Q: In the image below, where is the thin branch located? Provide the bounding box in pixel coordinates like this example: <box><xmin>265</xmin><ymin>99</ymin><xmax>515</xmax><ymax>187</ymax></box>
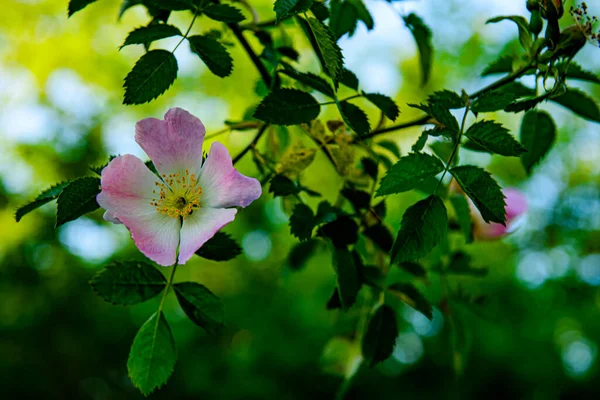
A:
<box><xmin>232</xmin><ymin>124</ymin><xmax>269</xmax><ymax>165</ymax></box>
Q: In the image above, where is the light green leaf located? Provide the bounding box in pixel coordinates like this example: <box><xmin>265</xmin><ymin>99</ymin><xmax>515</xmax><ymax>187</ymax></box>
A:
<box><xmin>254</xmin><ymin>88</ymin><xmax>321</xmax><ymax>125</ymax></box>
<box><xmin>361</xmin><ymin>305</ymin><xmax>398</xmax><ymax>366</ymax></box>
<box><xmin>123</xmin><ymin>50</ymin><xmax>178</xmax><ymax>105</ymax></box>
<box><xmin>127</xmin><ymin>312</ymin><xmax>176</xmax><ymax>396</ymax></box>
<box><xmin>337</xmin><ymin>101</ymin><xmax>370</xmax><ymax>136</ymax></box>
<box><xmin>403</xmin><ymin>13</ymin><xmax>433</xmax><ymax>87</ymax></box>
<box><xmin>174</xmin><ymin>282</ymin><xmax>224</xmax><ymax>335</ymax></box>
<box><xmin>120</xmin><ymin>24</ymin><xmax>182</xmax><ymax>49</ymax></box>
<box><xmin>391</xmin><ymin>195</ymin><xmax>448</xmax><ymax>263</ymax></box>
<box><xmin>464</xmin><ymin>120</ymin><xmax>526</xmax><ymax>156</ymax></box>
<box><xmin>15</xmin><ymin>181</ymin><xmax>69</xmax><ymax>222</ymax></box>
<box><xmin>364</xmin><ymin>93</ymin><xmax>400</xmax><ymax>121</ymax></box>
<box><xmin>550</xmin><ymin>88</ymin><xmax>600</xmax><ymax>123</ymax></box>
<box><xmin>204</xmin><ymin>4</ymin><xmax>245</xmax><ymax>23</ymax></box>
<box><xmin>56</xmin><ymin>177</ymin><xmax>101</xmax><ymax>227</ymax></box>
<box><xmin>306</xmin><ymin>17</ymin><xmax>344</xmax><ymax>87</ymax></box>
<box><xmin>450</xmin><ymin>166</ymin><xmax>506</xmax><ymax>224</ymax></box>
<box><xmin>188</xmin><ymin>34</ymin><xmax>233</xmax><ymax>78</ymax></box>
<box><xmin>376</xmin><ymin>153</ymin><xmax>444</xmax><ymax>196</ymax></box>
<box><xmin>274</xmin><ymin>0</ymin><xmax>313</xmax><ymax>22</ymax></box>
<box><xmin>519</xmin><ymin>110</ymin><xmax>556</xmax><ymax>173</ymax></box>
<box><xmin>90</xmin><ymin>261</ymin><xmax>166</xmax><ymax>305</ymax></box>
<box><xmin>486</xmin><ymin>16</ymin><xmax>532</xmax><ymax>50</ymax></box>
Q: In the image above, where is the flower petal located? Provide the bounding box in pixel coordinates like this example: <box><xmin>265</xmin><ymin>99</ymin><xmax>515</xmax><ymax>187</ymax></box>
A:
<box><xmin>199</xmin><ymin>142</ymin><xmax>262</xmax><ymax>208</ymax></box>
<box><xmin>178</xmin><ymin>207</ymin><xmax>237</xmax><ymax>264</ymax></box>
<box><xmin>97</xmin><ymin>155</ymin><xmax>181</xmax><ymax>266</ymax></box>
<box><xmin>135</xmin><ymin>107</ymin><xmax>206</xmax><ymax>177</ymax></box>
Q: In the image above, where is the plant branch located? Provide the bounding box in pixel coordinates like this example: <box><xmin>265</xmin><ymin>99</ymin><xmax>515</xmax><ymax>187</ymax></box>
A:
<box><xmin>157</xmin><ymin>262</ymin><xmax>178</xmax><ymax>314</ymax></box>
<box><xmin>232</xmin><ymin>123</ymin><xmax>269</xmax><ymax>165</ymax></box>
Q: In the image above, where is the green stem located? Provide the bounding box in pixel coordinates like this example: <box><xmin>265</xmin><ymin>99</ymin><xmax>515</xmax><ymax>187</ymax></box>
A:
<box><xmin>172</xmin><ymin>12</ymin><xmax>198</xmax><ymax>53</ymax></box>
<box><xmin>321</xmin><ymin>94</ymin><xmax>362</xmax><ymax>106</ymax></box>
<box><xmin>232</xmin><ymin>123</ymin><xmax>269</xmax><ymax>165</ymax></box>
<box><xmin>157</xmin><ymin>263</ymin><xmax>178</xmax><ymax>315</ymax></box>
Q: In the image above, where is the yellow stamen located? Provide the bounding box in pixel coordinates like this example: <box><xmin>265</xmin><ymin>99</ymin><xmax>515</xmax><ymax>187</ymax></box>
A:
<box><xmin>149</xmin><ymin>169</ymin><xmax>203</xmax><ymax>219</ymax></box>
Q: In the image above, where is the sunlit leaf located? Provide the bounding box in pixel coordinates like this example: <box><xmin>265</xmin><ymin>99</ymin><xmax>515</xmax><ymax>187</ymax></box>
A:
<box><xmin>123</xmin><ymin>50</ymin><xmax>178</xmax><ymax>105</ymax></box>
<box><xmin>403</xmin><ymin>13</ymin><xmax>433</xmax><ymax>86</ymax></box>
<box><xmin>188</xmin><ymin>35</ymin><xmax>233</xmax><ymax>78</ymax></box>
<box><xmin>376</xmin><ymin>153</ymin><xmax>444</xmax><ymax>196</ymax></box>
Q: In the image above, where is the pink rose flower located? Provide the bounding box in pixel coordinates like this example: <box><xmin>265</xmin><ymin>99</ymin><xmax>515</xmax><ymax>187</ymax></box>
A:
<box><xmin>473</xmin><ymin>188</ymin><xmax>528</xmax><ymax>240</ymax></box>
<box><xmin>97</xmin><ymin>108</ymin><xmax>262</xmax><ymax>266</ymax></box>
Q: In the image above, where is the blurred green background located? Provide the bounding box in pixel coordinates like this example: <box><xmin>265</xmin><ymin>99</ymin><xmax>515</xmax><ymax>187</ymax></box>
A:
<box><xmin>1</xmin><ymin>0</ymin><xmax>600</xmax><ymax>398</ymax></box>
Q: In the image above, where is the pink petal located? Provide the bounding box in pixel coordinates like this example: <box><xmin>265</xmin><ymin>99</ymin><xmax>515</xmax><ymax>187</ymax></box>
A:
<box><xmin>199</xmin><ymin>142</ymin><xmax>262</xmax><ymax>208</ymax></box>
<box><xmin>503</xmin><ymin>188</ymin><xmax>528</xmax><ymax>222</ymax></box>
<box><xmin>473</xmin><ymin>188</ymin><xmax>528</xmax><ymax>241</ymax></box>
<box><xmin>135</xmin><ymin>108</ymin><xmax>206</xmax><ymax>177</ymax></box>
<box><xmin>178</xmin><ymin>207</ymin><xmax>237</xmax><ymax>264</ymax></box>
<box><xmin>97</xmin><ymin>154</ymin><xmax>181</xmax><ymax>266</ymax></box>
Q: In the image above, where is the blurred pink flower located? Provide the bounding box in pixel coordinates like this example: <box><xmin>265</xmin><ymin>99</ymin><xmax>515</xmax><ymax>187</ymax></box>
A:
<box><xmin>473</xmin><ymin>188</ymin><xmax>528</xmax><ymax>240</ymax></box>
<box><xmin>97</xmin><ymin>108</ymin><xmax>261</xmax><ymax>266</ymax></box>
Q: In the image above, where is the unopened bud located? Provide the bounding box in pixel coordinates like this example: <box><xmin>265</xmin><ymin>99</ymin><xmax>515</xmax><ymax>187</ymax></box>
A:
<box><xmin>530</xmin><ymin>10</ymin><xmax>544</xmax><ymax>35</ymax></box>
<box><xmin>527</xmin><ymin>0</ymin><xmax>540</xmax><ymax>12</ymax></box>
<box><xmin>541</xmin><ymin>0</ymin><xmax>564</xmax><ymax>20</ymax></box>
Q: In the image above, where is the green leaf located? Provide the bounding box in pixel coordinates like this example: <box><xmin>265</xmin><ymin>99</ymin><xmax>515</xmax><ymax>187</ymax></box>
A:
<box><xmin>288</xmin><ymin>239</ymin><xmax>319</xmax><ymax>270</ymax></box>
<box><xmin>127</xmin><ymin>312</ymin><xmax>176</xmax><ymax>396</ymax></box>
<box><xmin>188</xmin><ymin>34</ymin><xmax>233</xmax><ymax>78</ymax></box>
<box><xmin>340</xmin><ymin>68</ymin><xmax>359</xmax><ymax>90</ymax></box>
<box><xmin>409</xmin><ymin>102</ymin><xmax>459</xmax><ymax>132</ymax></box>
<box><xmin>174</xmin><ymin>282</ymin><xmax>224</xmax><ymax>335</ymax></box>
<box><xmin>376</xmin><ymin>153</ymin><xmax>444</xmax><ymax>196</ymax></box>
<box><xmin>280</xmin><ymin>68</ymin><xmax>334</xmax><ymax>98</ymax></box>
<box><xmin>427</xmin><ymin>90</ymin><xmax>464</xmax><ymax>109</ymax></box>
<box><xmin>363</xmin><ymin>224</ymin><xmax>393</xmax><ymax>253</ymax></box>
<box><xmin>254</xmin><ymin>88</ymin><xmax>321</xmax><ymax>125</ymax></box>
<box><xmin>464</xmin><ymin>120</ymin><xmax>526</xmax><ymax>157</ymax></box>
<box><xmin>403</xmin><ymin>13</ymin><xmax>433</xmax><ymax>87</ymax></box>
<box><xmin>290</xmin><ymin>203</ymin><xmax>315</xmax><ymax>241</ymax></box>
<box><xmin>329</xmin><ymin>0</ymin><xmax>358</xmax><ymax>40</ymax></box>
<box><xmin>204</xmin><ymin>4</ymin><xmax>245</xmax><ymax>23</ymax></box>
<box><xmin>341</xmin><ymin>188</ymin><xmax>371</xmax><ymax>211</ymax></box>
<box><xmin>269</xmin><ymin>174</ymin><xmax>300</xmax><ymax>197</ymax></box>
<box><xmin>411</xmin><ymin>131</ymin><xmax>428</xmax><ymax>152</ymax></box>
<box><xmin>364</xmin><ymin>93</ymin><xmax>400</xmax><ymax>121</ymax></box>
<box><xmin>338</xmin><ymin>101</ymin><xmax>370</xmax><ymax>136</ymax></box>
<box><xmin>123</xmin><ymin>50</ymin><xmax>178</xmax><ymax>105</ymax></box>
<box><xmin>550</xmin><ymin>88</ymin><xmax>600</xmax><ymax>123</ymax></box>
<box><xmin>481</xmin><ymin>55</ymin><xmax>514</xmax><ymax>76</ymax></box>
<box><xmin>397</xmin><ymin>262</ymin><xmax>427</xmax><ymax>278</ymax></box>
<box><xmin>120</xmin><ymin>24</ymin><xmax>182</xmax><ymax>49</ymax></box>
<box><xmin>315</xmin><ymin>201</ymin><xmax>345</xmax><ymax>225</ymax></box>
<box><xmin>195</xmin><ymin>232</ymin><xmax>242</xmax><ymax>261</ymax></box>
<box><xmin>311</xmin><ymin>1</ymin><xmax>329</xmax><ymax>20</ymax></box>
<box><xmin>450</xmin><ymin>166</ymin><xmax>506</xmax><ymax>224</ymax></box>
<box><xmin>56</xmin><ymin>177</ymin><xmax>101</xmax><ymax>227</ymax></box>
<box><xmin>487</xmin><ymin>16</ymin><xmax>532</xmax><ymax>50</ymax></box>
<box><xmin>306</xmin><ymin>17</ymin><xmax>344</xmax><ymax>87</ymax></box>
<box><xmin>376</xmin><ymin>140</ymin><xmax>400</xmax><ymax>158</ymax></box>
<box><xmin>361</xmin><ymin>305</ymin><xmax>398</xmax><ymax>366</ymax></box>
<box><xmin>347</xmin><ymin>0</ymin><xmax>374</xmax><ymax>30</ymax></box>
<box><xmin>319</xmin><ymin>216</ymin><xmax>359</xmax><ymax>248</ymax></box>
<box><xmin>274</xmin><ymin>0</ymin><xmax>313</xmax><ymax>22</ymax></box>
<box><xmin>391</xmin><ymin>195</ymin><xmax>448</xmax><ymax>263</ymax></box>
<box><xmin>15</xmin><ymin>181</ymin><xmax>69</xmax><ymax>222</ymax></box>
<box><xmin>387</xmin><ymin>283</ymin><xmax>433</xmax><ymax>319</ymax></box>
<box><xmin>445</xmin><ymin>252</ymin><xmax>487</xmax><ymax>277</ymax></box>
<box><xmin>504</xmin><ymin>93</ymin><xmax>550</xmax><ymax>113</ymax></box>
<box><xmin>450</xmin><ymin>194</ymin><xmax>473</xmax><ymax>244</ymax></box>
<box><xmin>471</xmin><ymin>84</ymin><xmax>531</xmax><ymax>113</ymax></box>
<box><xmin>561</xmin><ymin>62</ymin><xmax>600</xmax><ymax>85</ymax></box>
<box><xmin>68</xmin><ymin>0</ymin><xmax>98</xmax><ymax>16</ymax></box>
<box><xmin>332</xmin><ymin>247</ymin><xmax>360</xmax><ymax>310</ymax></box>
<box><xmin>90</xmin><ymin>261</ymin><xmax>166</xmax><ymax>305</ymax></box>
<box><xmin>519</xmin><ymin>110</ymin><xmax>556</xmax><ymax>173</ymax></box>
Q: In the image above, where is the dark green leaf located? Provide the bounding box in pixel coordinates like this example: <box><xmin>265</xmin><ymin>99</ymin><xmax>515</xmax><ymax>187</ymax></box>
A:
<box><xmin>188</xmin><ymin>34</ymin><xmax>233</xmax><ymax>78</ymax></box>
<box><xmin>429</xmin><ymin>140</ymin><xmax>454</xmax><ymax>164</ymax></box>
<box><xmin>174</xmin><ymin>282</ymin><xmax>224</xmax><ymax>335</ymax></box>
<box><xmin>550</xmin><ymin>88</ymin><xmax>600</xmax><ymax>123</ymax></box>
<box><xmin>306</xmin><ymin>17</ymin><xmax>344</xmax><ymax>87</ymax></box>
<box><xmin>504</xmin><ymin>93</ymin><xmax>550</xmax><ymax>113</ymax></box>
<box><xmin>561</xmin><ymin>62</ymin><xmax>600</xmax><ymax>85</ymax></box>
<box><xmin>361</xmin><ymin>157</ymin><xmax>378</xmax><ymax>179</ymax></box>
<box><xmin>391</xmin><ymin>195</ymin><xmax>448</xmax><ymax>263</ymax></box>
<box><xmin>411</xmin><ymin>131</ymin><xmax>428</xmax><ymax>152</ymax></box>
<box><xmin>450</xmin><ymin>166</ymin><xmax>506</xmax><ymax>224</ymax></box>
<box><xmin>120</xmin><ymin>24</ymin><xmax>182</xmax><ymax>49</ymax></box>
<box><xmin>118</xmin><ymin>0</ymin><xmax>142</xmax><ymax>19</ymax></box>
<box><xmin>376</xmin><ymin>153</ymin><xmax>444</xmax><ymax>196</ymax></box>
<box><xmin>269</xmin><ymin>174</ymin><xmax>300</xmax><ymax>197</ymax></box>
<box><xmin>56</xmin><ymin>177</ymin><xmax>100</xmax><ymax>227</ymax></box>
<box><xmin>290</xmin><ymin>203</ymin><xmax>315</xmax><ymax>241</ymax></box>
<box><xmin>471</xmin><ymin>84</ymin><xmax>531</xmax><ymax>113</ymax></box>
<box><xmin>311</xmin><ymin>1</ymin><xmax>329</xmax><ymax>21</ymax></box>
<box><xmin>519</xmin><ymin>110</ymin><xmax>556</xmax><ymax>173</ymax></box>
<box><xmin>450</xmin><ymin>194</ymin><xmax>473</xmax><ymax>244</ymax></box>
<box><xmin>364</xmin><ymin>93</ymin><xmax>400</xmax><ymax>121</ymax></box>
<box><xmin>446</xmin><ymin>252</ymin><xmax>487</xmax><ymax>277</ymax></box>
<box><xmin>277</xmin><ymin>46</ymin><xmax>300</xmax><ymax>61</ymax></box>
<box><xmin>332</xmin><ymin>247</ymin><xmax>360</xmax><ymax>310</ymax></box>
<box><xmin>254</xmin><ymin>88</ymin><xmax>321</xmax><ymax>125</ymax></box>
<box><xmin>144</xmin><ymin>0</ymin><xmax>195</xmax><ymax>11</ymax></box>
<box><xmin>387</xmin><ymin>283</ymin><xmax>433</xmax><ymax>319</ymax></box>
<box><xmin>397</xmin><ymin>262</ymin><xmax>427</xmax><ymax>278</ymax></box>
<box><xmin>361</xmin><ymin>305</ymin><xmax>398</xmax><ymax>366</ymax></box>
<box><xmin>127</xmin><ymin>312</ymin><xmax>176</xmax><ymax>396</ymax></box>
<box><xmin>288</xmin><ymin>239</ymin><xmax>319</xmax><ymax>270</ymax></box>
<box><xmin>15</xmin><ymin>181</ymin><xmax>69</xmax><ymax>222</ymax></box>
<box><xmin>486</xmin><ymin>16</ymin><xmax>532</xmax><ymax>50</ymax></box>
<box><xmin>204</xmin><ymin>4</ymin><xmax>245</xmax><ymax>23</ymax></box>
<box><xmin>329</xmin><ymin>0</ymin><xmax>358</xmax><ymax>39</ymax></box>
<box><xmin>348</xmin><ymin>0</ymin><xmax>374</xmax><ymax>30</ymax></box>
<box><xmin>123</xmin><ymin>50</ymin><xmax>178</xmax><ymax>105</ymax></box>
<box><xmin>464</xmin><ymin>120</ymin><xmax>526</xmax><ymax>156</ymax></box>
<box><xmin>195</xmin><ymin>232</ymin><xmax>242</xmax><ymax>261</ymax></box>
<box><xmin>319</xmin><ymin>216</ymin><xmax>359</xmax><ymax>248</ymax></box>
<box><xmin>481</xmin><ymin>55</ymin><xmax>514</xmax><ymax>76</ymax></box>
<box><xmin>280</xmin><ymin>68</ymin><xmax>334</xmax><ymax>98</ymax></box>
<box><xmin>341</xmin><ymin>188</ymin><xmax>371</xmax><ymax>211</ymax></box>
<box><xmin>90</xmin><ymin>261</ymin><xmax>166</xmax><ymax>305</ymax></box>
<box><xmin>403</xmin><ymin>13</ymin><xmax>432</xmax><ymax>86</ymax></box>
<box><xmin>274</xmin><ymin>0</ymin><xmax>313</xmax><ymax>22</ymax></box>
<box><xmin>409</xmin><ymin>102</ymin><xmax>459</xmax><ymax>132</ymax></box>
<box><xmin>338</xmin><ymin>101</ymin><xmax>370</xmax><ymax>136</ymax></box>
<box><xmin>376</xmin><ymin>140</ymin><xmax>400</xmax><ymax>158</ymax></box>
<box><xmin>68</xmin><ymin>0</ymin><xmax>98</xmax><ymax>16</ymax></box>
<box><xmin>315</xmin><ymin>201</ymin><xmax>344</xmax><ymax>225</ymax></box>
<box><xmin>340</xmin><ymin>68</ymin><xmax>359</xmax><ymax>90</ymax></box>
<box><xmin>326</xmin><ymin>288</ymin><xmax>342</xmax><ymax>309</ymax></box>
<box><xmin>427</xmin><ymin>90</ymin><xmax>464</xmax><ymax>109</ymax></box>
<box><xmin>363</xmin><ymin>224</ymin><xmax>393</xmax><ymax>253</ymax></box>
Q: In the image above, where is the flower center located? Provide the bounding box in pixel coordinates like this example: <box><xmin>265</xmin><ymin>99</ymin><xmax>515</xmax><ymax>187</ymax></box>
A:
<box><xmin>150</xmin><ymin>169</ymin><xmax>203</xmax><ymax>219</ymax></box>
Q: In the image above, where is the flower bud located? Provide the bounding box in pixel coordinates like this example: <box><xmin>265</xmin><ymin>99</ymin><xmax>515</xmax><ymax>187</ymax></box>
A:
<box><xmin>541</xmin><ymin>0</ymin><xmax>564</xmax><ymax>19</ymax></box>
<box><xmin>530</xmin><ymin>10</ymin><xmax>544</xmax><ymax>35</ymax></box>
<box><xmin>527</xmin><ymin>0</ymin><xmax>540</xmax><ymax>12</ymax></box>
